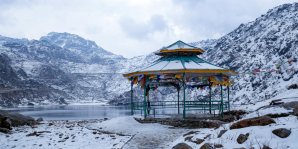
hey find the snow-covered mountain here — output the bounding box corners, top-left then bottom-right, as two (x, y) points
(0, 3), (298, 107)
(201, 3), (298, 104)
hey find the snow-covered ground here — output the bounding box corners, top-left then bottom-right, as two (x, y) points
(171, 115), (298, 149)
(170, 95), (298, 149)
(1, 95), (297, 149)
(0, 120), (131, 149)
(87, 116), (190, 149)
(0, 116), (189, 149)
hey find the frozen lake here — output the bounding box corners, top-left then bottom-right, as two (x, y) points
(5, 105), (132, 120)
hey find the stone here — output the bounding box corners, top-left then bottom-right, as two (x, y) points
(293, 107), (298, 116)
(172, 143), (193, 149)
(272, 128), (291, 138)
(0, 110), (36, 127)
(221, 110), (247, 122)
(0, 117), (12, 130)
(192, 138), (204, 145)
(200, 143), (214, 149)
(214, 144), (223, 148)
(262, 145), (272, 149)
(184, 136), (193, 142)
(237, 133), (249, 144)
(217, 130), (227, 138)
(0, 128), (11, 134)
(282, 101), (298, 110)
(265, 113), (290, 118)
(230, 116), (275, 129)
(183, 131), (199, 137)
(36, 117), (43, 122)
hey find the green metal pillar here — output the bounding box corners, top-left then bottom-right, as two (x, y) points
(130, 83), (134, 115)
(143, 76), (147, 118)
(209, 85), (212, 114)
(183, 73), (186, 119)
(227, 86), (230, 111)
(220, 85), (224, 116)
(177, 87), (180, 114)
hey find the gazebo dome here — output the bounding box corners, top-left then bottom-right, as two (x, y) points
(124, 40), (236, 78)
(155, 40), (205, 56)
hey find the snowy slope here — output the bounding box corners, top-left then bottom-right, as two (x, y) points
(200, 3), (298, 105)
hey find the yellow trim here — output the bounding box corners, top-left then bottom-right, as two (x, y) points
(123, 69), (238, 78)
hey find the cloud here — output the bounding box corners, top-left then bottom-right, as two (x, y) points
(0, 0), (296, 57)
(119, 15), (168, 40)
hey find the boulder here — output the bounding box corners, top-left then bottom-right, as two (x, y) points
(184, 136), (204, 145)
(230, 116), (275, 129)
(214, 144), (223, 148)
(172, 143), (193, 149)
(192, 138), (204, 145)
(200, 143), (214, 149)
(221, 110), (247, 122)
(0, 110), (37, 128)
(0, 117), (12, 130)
(183, 131), (199, 137)
(262, 145), (272, 149)
(0, 128), (11, 134)
(237, 133), (249, 144)
(282, 101), (298, 110)
(36, 117), (43, 122)
(184, 136), (193, 142)
(272, 128), (291, 138)
(293, 107), (298, 116)
(217, 130), (227, 138)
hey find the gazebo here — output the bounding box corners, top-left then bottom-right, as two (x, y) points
(123, 40), (237, 118)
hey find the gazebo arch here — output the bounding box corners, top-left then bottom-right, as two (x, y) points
(123, 40), (237, 118)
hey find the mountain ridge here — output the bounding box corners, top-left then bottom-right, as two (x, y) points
(0, 2), (298, 107)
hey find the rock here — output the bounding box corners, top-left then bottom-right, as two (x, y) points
(185, 136), (204, 145)
(265, 113), (290, 118)
(0, 117), (12, 130)
(282, 101), (298, 110)
(262, 145), (272, 149)
(48, 123), (53, 126)
(172, 143), (193, 149)
(183, 131), (199, 137)
(27, 103), (34, 106)
(230, 116), (275, 129)
(0, 110), (37, 127)
(293, 107), (298, 116)
(26, 131), (40, 137)
(214, 144), (223, 148)
(217, 130), (227, 138)
(221, 110), (247, 122)
(192, 138), (204, 145)
(135, 117), (224, 128)
(36, 117), (43, 122)
(200, 143), (214, 149)
(204, 134), (211, 139)
(0, 128), (11, 134)
(184, 136), (193, 141)
(237, 133), (249, 144)
(272, 128), (291, 138)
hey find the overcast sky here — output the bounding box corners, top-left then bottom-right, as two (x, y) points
(0, 0), (296, 58)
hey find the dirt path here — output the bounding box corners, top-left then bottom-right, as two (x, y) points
(87, 116), (190, 149)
